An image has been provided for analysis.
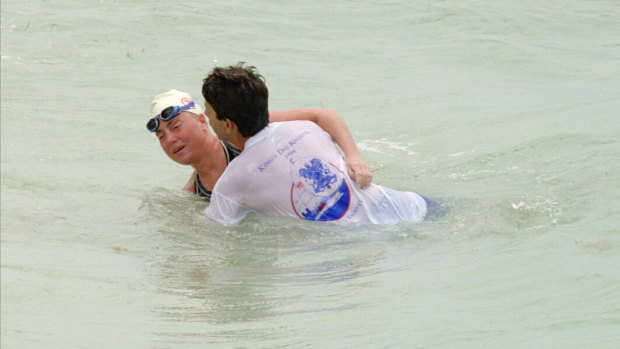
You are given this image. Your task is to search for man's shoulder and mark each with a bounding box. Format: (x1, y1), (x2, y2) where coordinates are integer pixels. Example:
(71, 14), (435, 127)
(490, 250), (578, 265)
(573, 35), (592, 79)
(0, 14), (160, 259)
(270, 119), (320, 129)
(284, 119), (319, 127)
(270, 120), (322, 137)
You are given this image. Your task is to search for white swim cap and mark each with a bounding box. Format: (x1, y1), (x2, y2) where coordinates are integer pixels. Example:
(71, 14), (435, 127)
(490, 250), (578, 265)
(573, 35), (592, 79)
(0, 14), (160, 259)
(151, 89), (204, 118)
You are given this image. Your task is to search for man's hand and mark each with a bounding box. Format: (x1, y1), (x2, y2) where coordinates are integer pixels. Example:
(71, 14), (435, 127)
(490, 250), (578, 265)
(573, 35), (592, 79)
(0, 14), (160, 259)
(345, 155), (373, 188)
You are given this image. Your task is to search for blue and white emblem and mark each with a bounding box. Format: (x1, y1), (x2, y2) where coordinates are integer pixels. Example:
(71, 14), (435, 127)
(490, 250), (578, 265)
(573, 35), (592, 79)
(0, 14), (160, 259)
(290, 157), (350, 221)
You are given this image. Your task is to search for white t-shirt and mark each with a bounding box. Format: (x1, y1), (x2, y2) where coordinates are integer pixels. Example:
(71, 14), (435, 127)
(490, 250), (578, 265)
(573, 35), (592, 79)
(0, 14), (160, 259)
(205, 121), (427, 225)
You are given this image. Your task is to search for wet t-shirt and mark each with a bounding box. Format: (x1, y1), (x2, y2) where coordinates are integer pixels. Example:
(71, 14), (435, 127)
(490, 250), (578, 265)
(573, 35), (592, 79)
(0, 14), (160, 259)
(206, 121), (427, 225)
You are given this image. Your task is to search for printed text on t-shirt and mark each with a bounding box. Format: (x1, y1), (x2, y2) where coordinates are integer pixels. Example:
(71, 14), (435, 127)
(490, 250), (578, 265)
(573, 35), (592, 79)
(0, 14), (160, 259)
(257, 131), (310, 172)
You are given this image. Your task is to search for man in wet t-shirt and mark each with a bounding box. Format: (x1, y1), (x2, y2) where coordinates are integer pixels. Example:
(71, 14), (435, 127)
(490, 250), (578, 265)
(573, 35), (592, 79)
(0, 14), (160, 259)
(202, 63), (429, 225)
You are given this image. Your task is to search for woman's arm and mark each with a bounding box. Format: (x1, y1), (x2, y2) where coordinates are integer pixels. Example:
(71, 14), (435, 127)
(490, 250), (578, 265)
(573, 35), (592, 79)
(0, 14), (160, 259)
(183, 171), (196, 193)
(269, 108), (372, 188)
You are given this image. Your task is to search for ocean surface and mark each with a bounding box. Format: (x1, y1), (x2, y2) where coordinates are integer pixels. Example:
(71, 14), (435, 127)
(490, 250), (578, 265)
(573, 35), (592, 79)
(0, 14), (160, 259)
(1, 0), (619, 347)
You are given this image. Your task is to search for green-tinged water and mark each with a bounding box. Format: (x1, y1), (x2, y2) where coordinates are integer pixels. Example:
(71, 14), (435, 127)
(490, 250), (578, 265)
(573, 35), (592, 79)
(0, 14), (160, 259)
(2, 0), (619, 348)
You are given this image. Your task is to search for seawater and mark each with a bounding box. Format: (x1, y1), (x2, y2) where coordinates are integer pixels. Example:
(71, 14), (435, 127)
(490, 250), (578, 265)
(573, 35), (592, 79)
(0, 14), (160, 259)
(1, 0), (619, 348)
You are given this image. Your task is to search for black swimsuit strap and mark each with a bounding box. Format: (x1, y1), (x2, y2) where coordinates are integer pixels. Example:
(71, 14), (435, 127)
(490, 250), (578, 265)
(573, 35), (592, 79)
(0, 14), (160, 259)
(222, 140), (241, 162)
(194, 141), (241, 200)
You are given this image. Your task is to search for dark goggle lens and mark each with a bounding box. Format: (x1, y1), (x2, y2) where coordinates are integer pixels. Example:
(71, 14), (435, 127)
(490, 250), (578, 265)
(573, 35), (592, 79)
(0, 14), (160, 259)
(146, 118), (159, 132)
(146, 106), (178, 132)
(160, 106), (177, 120)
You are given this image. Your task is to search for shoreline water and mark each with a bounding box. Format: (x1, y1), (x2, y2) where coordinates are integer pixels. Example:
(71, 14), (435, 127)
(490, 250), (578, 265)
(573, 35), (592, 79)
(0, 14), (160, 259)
(2, 0), (619, 347)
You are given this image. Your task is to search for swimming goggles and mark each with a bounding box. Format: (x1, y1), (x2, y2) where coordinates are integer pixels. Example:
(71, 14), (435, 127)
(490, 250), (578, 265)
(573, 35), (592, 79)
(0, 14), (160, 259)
(146, 101), (195, 132)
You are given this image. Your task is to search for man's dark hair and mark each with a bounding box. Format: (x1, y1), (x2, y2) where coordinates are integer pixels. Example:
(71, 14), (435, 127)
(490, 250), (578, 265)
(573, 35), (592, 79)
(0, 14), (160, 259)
(202, 62), (269, 138)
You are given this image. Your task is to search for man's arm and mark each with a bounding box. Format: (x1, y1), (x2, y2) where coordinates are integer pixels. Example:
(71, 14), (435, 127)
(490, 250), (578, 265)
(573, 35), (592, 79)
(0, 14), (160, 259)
(269, 108), (372, 188)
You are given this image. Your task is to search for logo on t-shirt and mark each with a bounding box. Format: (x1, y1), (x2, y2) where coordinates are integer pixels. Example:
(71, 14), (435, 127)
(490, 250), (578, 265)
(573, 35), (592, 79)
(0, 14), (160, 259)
(290, 157), (350, 221)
